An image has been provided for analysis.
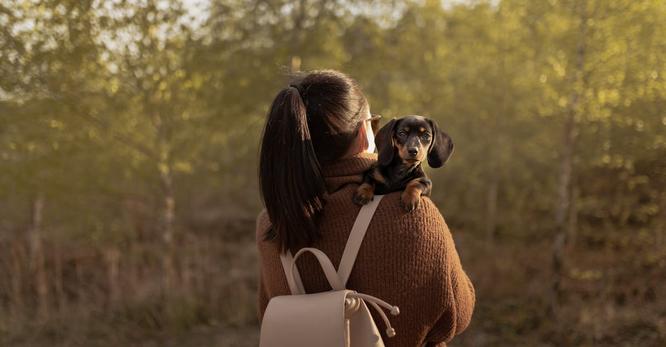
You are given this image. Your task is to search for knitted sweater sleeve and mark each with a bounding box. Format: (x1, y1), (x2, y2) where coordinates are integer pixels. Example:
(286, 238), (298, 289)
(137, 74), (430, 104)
(422, 200), (476, 345)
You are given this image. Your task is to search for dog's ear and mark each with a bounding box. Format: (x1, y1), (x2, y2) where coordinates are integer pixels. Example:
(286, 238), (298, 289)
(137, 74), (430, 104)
(426, 118), (454, 168)
(375, 118), (398, 166)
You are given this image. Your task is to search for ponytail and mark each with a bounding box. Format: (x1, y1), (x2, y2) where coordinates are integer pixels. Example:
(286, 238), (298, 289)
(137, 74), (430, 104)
(259, 86), (327, 252)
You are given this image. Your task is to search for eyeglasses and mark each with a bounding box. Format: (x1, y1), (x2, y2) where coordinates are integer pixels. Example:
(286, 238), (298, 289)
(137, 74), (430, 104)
(365, 114), (382, 133)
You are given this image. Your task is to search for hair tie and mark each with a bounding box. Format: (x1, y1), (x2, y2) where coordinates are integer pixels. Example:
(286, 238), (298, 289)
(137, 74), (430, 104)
(288, 84), (305, 103)
(289, 84), (301, 94)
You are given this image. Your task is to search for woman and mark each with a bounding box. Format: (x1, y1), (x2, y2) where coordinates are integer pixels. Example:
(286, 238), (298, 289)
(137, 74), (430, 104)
(255, 69), (475, 347)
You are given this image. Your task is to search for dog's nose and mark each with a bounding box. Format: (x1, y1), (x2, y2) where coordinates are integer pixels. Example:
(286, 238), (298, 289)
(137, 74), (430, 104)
(408, 147), (418, 156)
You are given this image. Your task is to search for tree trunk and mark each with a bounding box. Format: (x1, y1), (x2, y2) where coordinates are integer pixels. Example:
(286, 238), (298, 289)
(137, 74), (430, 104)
(105, 247), (121, 304)
(155, 114), (177, 292)
(28, 193), (49, 320)
(75, 259), (84, 307)
(567, 185), (579, 249)
(10, 240), (25, 318)
(290, 55), (301, 73)
(54, 247), (66, 312)
(288, 0), (307, 73)
(551, 0), (588, 319)
(486, 29), (509, 247)
(485, 100), (501, 247)
(160, 161), (177, 291)
(485, 106), (500, 247)
(657, 197), (666, 250)
(486, 176), (498, 246)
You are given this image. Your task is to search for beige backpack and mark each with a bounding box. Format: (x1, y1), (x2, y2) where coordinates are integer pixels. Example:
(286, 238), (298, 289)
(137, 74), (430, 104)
(260, 195), (399, 347)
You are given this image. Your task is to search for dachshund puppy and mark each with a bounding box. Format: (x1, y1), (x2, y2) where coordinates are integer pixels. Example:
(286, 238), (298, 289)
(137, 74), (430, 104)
(353, 115), (454, 212)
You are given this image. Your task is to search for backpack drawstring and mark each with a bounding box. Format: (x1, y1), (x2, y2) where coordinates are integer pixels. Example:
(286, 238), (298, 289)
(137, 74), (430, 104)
(347, 292), (400, 337)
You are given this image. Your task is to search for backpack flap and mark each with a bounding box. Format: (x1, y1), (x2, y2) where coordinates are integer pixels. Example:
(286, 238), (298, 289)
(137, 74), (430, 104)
(260, 290), (349, 347)
(260, 290), (387, 347)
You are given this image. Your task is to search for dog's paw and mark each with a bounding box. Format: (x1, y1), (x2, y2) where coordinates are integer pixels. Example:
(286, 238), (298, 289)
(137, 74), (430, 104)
(353, 184), (374, 205)
(400, 191), (420, 212)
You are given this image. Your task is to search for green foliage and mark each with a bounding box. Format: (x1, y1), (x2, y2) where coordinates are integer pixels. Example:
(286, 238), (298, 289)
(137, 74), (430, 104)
(1, 0), (665, 346)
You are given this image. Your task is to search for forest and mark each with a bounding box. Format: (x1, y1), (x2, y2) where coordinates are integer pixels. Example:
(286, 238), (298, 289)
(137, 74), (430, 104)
(1, 0), (665, 346)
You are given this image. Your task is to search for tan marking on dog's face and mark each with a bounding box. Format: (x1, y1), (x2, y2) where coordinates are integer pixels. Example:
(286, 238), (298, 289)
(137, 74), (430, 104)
(394, 117), (433, 164)
(397, 145), (411, 163)
(396, 140), (428, 163)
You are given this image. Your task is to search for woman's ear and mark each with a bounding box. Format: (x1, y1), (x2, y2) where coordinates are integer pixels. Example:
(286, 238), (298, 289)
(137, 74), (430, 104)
(426, 118), (454, 168)
(375, 118), (398, 166)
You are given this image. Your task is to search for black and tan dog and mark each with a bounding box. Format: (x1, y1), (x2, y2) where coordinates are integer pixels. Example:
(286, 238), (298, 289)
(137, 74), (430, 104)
(353, 115), (454, 212)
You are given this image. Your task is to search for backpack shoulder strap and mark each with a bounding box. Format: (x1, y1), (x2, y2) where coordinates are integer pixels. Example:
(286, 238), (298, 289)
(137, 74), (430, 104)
(279, 251), (304, 295)
(337, 195), (384, 286)
(279, 194), (384, 294)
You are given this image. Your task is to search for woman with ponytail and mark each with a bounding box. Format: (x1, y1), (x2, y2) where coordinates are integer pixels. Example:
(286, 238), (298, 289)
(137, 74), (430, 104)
(256, 70), (475, 347)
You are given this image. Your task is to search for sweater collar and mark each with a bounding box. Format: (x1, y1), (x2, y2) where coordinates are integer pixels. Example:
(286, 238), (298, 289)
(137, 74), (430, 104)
(321, 152), (377, 193)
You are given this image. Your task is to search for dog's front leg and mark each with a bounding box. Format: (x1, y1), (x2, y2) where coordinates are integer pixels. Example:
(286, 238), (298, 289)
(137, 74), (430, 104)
(353, 169), (376, 205)
(400, 177), (432, 212)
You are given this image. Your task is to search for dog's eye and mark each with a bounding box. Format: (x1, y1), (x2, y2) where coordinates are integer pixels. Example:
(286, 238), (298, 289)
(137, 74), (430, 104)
(398, 130), (408, 137)
(421, 133), (431, 141)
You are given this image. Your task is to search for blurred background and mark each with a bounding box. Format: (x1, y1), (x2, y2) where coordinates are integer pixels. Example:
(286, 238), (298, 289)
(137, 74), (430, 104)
(1, 0), (665, 346)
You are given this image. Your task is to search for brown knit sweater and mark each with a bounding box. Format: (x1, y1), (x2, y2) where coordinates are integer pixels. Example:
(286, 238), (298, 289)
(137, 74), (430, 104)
(255, 152), (475, 347)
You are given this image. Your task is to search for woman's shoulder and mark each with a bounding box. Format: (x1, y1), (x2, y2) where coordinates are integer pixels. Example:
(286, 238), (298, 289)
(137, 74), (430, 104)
(374, 191), (450, 236)
(371, 192), (456, 270)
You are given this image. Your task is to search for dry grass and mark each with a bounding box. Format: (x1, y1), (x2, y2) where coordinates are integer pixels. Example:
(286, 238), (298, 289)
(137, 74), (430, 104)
(1, 222), (664, 346)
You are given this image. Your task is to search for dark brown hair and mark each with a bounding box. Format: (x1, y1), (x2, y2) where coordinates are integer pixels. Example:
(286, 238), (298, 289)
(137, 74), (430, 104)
(259, 70), (368, 252)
